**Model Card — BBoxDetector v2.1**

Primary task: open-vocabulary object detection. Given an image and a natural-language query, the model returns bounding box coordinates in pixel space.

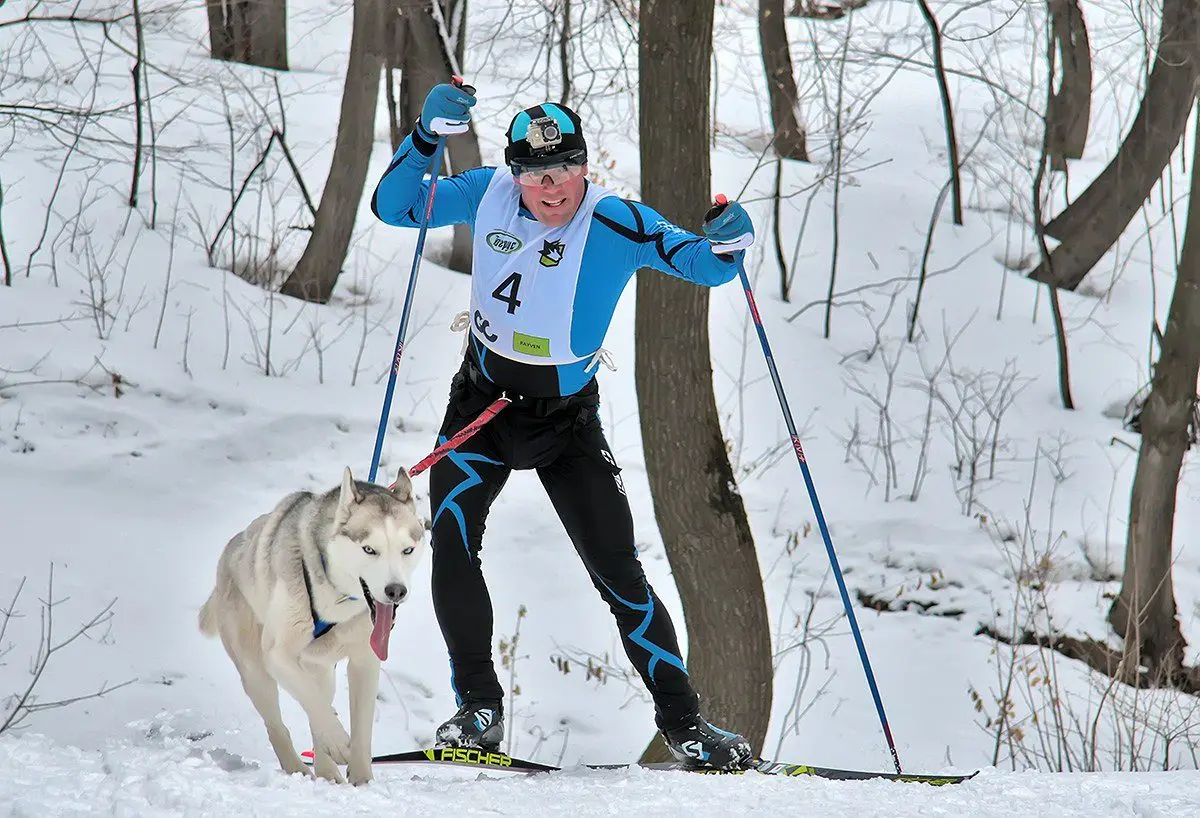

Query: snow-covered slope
[2,0,1198,814]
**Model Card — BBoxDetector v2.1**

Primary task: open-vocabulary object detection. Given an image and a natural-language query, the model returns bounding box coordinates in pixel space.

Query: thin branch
[0,175,11,286]
[0,12,137,30]
[275,132,318,219]
[207,131,280,261]
[1,566,133,736]
[908,178,952,342]
[915,0,963,225]
[773,158,789,301]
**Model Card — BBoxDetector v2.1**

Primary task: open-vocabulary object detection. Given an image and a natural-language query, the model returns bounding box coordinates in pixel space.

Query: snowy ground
[2,0,1200,814]
[4,731,1200,818]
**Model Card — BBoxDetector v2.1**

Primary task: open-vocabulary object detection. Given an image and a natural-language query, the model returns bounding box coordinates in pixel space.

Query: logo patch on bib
[512,332,551,357]
[486,231,523,254]
[539,239,565,267]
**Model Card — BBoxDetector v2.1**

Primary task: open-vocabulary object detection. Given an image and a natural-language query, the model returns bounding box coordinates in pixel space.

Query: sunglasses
[512,160,586,187]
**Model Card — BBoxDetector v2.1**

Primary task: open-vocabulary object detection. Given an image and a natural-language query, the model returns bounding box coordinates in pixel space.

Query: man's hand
[418,80,477,139]
[703,195,755,255]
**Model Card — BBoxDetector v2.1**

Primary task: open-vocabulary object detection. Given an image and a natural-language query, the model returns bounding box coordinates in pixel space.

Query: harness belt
[462,358,599,417]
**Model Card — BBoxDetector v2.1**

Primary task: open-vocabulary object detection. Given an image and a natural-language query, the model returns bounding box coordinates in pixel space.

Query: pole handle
[704,193,731,226]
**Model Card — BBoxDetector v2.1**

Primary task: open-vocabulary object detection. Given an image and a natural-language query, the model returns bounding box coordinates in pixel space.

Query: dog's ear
[340,466,365,508]
[390,467,413,502]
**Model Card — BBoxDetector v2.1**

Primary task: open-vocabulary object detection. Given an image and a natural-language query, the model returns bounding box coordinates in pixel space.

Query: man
[371,82,757,770]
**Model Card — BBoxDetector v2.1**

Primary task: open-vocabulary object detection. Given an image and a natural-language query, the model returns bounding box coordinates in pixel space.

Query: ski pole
[369,76,474,484]
[709,194,904,774]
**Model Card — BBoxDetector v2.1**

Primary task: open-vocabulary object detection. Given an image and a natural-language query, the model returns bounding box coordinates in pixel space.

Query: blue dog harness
[300,552,361,640]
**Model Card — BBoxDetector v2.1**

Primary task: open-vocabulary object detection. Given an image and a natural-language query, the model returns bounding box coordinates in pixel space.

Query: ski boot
[662,714,754,770]
[435,701,504,750]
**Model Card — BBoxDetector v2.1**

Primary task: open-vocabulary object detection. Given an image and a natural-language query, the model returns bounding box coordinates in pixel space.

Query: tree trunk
[1107,113,1200,682]
[452,0,468,68]
[1030,0,1199,290]
[206,0,288,70]
[758,0,808,161]
[636,0,772,763]
[384,0,405,153]
[278,0,381,302]
[397,0,480,274]
[205,0,234,63]
[1045,0,1092,169]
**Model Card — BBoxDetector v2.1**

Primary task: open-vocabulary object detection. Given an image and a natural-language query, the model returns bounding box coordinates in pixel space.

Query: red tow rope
[392,396,512,487]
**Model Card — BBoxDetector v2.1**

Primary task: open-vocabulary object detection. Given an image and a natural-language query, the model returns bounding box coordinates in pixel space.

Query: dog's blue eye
[402,546,415,555]
[362,545,378,556]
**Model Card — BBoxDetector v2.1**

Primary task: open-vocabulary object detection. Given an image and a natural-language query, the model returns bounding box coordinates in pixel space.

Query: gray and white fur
[199,466,426,784]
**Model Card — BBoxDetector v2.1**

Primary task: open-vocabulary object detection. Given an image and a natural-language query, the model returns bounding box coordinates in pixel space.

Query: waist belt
[463,359,598,418]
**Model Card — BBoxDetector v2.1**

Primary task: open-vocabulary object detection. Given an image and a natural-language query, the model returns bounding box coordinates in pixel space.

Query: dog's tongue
[369,602,394,661]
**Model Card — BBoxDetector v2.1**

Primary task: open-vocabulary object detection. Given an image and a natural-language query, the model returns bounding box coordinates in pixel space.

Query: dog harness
[300,552,358,640]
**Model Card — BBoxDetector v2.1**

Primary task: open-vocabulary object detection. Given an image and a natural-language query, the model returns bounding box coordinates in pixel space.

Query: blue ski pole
[708,194,904,774]
[368,76,474,483]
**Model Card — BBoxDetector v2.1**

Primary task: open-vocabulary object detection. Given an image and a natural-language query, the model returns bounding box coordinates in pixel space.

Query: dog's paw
[276,750,309,776]
[312,719,353,765]
[313,752,346,784]
[347,761,373,786]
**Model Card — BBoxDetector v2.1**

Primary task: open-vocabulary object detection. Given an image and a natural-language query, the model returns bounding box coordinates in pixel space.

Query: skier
[371,81,757,770]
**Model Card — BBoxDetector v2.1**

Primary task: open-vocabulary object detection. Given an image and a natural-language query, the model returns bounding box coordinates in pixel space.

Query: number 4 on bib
[491,272,523,314]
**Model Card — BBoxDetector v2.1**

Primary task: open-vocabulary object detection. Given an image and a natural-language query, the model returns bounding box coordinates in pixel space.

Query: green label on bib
[512,332,551,357]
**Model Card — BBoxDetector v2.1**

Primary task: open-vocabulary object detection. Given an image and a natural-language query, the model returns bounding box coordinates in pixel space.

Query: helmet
[504,103,587,176]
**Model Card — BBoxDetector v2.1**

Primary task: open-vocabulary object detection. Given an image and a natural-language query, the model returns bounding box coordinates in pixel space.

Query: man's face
[518,165,588,227]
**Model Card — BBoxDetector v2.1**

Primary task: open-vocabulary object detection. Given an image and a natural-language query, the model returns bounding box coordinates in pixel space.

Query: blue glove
[418,82,477,139]
[702,197,755,255]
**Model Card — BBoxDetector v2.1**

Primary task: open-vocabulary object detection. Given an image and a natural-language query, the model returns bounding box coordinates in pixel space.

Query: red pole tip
[452,75,464,86]
[715,193,728,206]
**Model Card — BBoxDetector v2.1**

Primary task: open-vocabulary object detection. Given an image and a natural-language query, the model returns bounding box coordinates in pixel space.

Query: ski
[301,747,977,786]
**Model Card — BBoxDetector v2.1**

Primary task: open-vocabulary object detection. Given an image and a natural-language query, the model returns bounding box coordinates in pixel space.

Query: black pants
[428,361,700,729]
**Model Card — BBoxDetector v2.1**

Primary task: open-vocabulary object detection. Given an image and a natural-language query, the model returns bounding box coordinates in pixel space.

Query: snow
[2,0,1200,814]
[4,732,1200,818]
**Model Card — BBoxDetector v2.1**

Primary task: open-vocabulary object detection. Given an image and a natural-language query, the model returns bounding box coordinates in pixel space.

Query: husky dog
[199,466,425,785]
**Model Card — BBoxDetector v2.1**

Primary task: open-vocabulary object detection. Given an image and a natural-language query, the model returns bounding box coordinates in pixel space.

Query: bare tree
[1,568,135,736]
[558,0,572,105]
[130,0,146,209]
[758,0,808,161]
[278,0,381,302]
[1107,113,1200,682]
[915,0,962,225]
[387,0,480,274]
[206,0,289,70]
[1045,0,1092,169]
[1033,17,1076,411]
[635,0,772,763]
[1030,0,1199,290]
[383,0,406,154]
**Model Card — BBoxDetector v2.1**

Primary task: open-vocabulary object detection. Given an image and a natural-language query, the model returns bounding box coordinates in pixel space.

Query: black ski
[337,747,977,786]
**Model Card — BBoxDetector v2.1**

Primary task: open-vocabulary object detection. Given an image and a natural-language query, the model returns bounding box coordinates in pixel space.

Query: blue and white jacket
[371,129,738,398]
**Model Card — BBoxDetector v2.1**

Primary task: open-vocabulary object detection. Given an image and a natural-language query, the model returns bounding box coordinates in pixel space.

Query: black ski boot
[435,701,504,750]
[661,714,754,770]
